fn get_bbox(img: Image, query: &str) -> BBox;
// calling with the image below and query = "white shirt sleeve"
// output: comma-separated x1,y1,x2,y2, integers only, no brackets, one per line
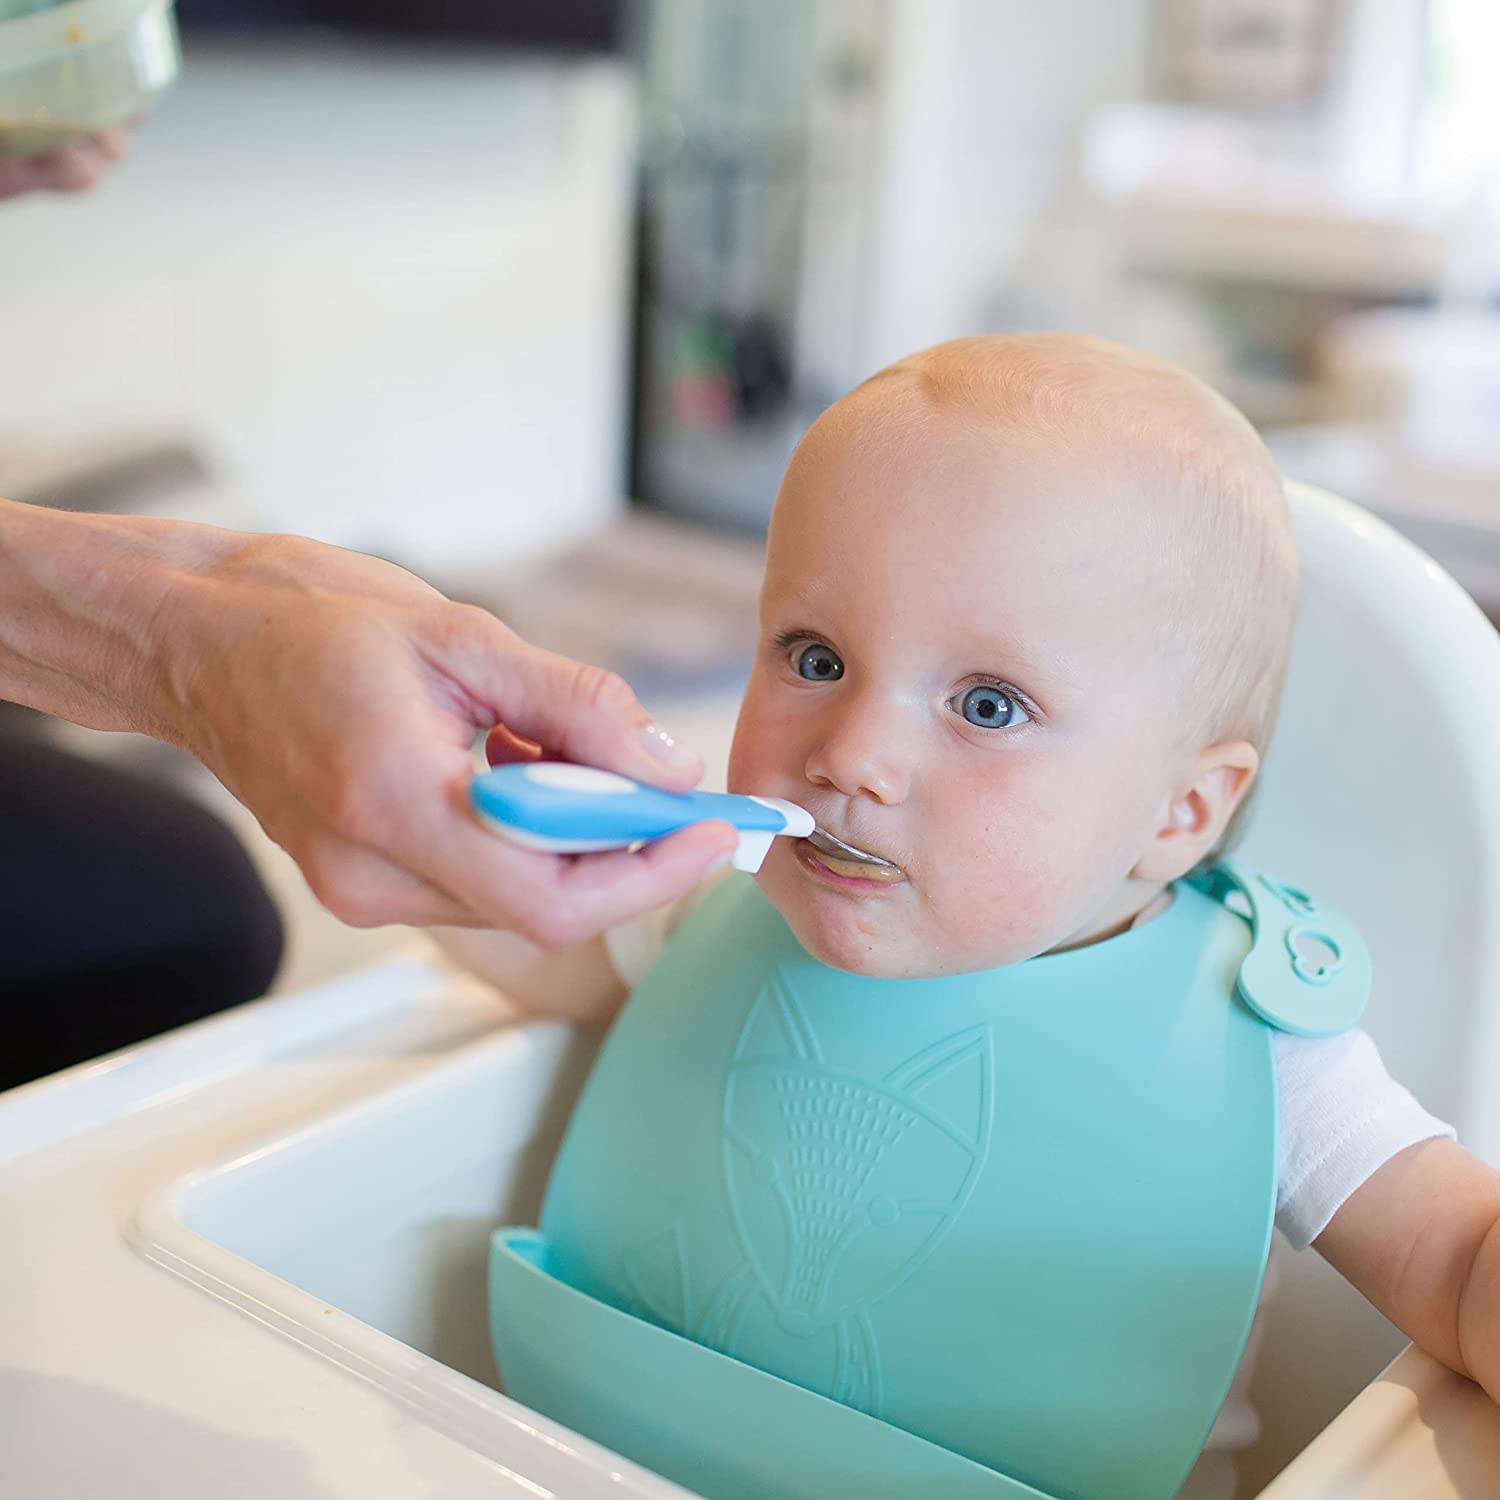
1274,1026,1455,1250
602,869,735,989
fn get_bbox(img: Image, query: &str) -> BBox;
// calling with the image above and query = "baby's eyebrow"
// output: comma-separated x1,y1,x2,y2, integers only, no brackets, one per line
950,624,1053,678
952,633,1090,714
763,591,1078,695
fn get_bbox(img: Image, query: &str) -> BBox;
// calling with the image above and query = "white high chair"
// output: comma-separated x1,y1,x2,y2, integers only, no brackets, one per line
1237,481,1500,1491
2,483,1498,1499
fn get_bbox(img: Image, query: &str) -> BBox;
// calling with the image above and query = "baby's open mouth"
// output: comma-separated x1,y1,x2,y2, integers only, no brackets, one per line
802,828,906,883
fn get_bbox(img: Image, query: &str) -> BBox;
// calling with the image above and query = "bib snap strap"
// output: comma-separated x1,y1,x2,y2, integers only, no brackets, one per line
1189,862,1369,1037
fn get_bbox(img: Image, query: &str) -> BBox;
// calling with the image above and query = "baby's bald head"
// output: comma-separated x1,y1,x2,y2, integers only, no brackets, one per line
819,336,1299,835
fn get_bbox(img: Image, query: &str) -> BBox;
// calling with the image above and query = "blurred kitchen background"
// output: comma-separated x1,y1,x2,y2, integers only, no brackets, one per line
5,7,1499,1486
6,0,1499,987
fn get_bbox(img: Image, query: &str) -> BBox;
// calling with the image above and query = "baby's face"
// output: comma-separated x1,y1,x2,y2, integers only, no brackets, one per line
727,396,1193,978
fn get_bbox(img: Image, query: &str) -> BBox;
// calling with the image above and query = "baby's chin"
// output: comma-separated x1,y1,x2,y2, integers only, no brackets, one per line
753,863,1049,978
745,866,896,975
782,915,923,977
753,873,956,978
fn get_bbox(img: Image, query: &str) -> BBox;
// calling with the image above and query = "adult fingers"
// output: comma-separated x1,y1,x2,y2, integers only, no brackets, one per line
0,152,73,197
93,126,130,162
0,156,35,198
31,142,106,192
452,628,705,792
484,723,544,767
26,132,128,193
543,820,741,938
295,838,482,929
327,720,735,938
469,821,739,943
411,755,738,938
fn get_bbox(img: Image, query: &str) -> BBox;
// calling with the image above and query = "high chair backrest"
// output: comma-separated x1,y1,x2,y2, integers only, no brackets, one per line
1234,481,1500,1491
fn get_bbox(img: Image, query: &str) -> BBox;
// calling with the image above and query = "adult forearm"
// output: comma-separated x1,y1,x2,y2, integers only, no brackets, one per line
0,498,236,741
0,496,735,934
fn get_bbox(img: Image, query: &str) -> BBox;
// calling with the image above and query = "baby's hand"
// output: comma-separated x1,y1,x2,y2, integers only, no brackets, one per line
0,127,129,199
429,926,628,1027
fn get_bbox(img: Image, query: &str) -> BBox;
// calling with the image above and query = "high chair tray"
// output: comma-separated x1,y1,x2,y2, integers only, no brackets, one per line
0,954,1496,1497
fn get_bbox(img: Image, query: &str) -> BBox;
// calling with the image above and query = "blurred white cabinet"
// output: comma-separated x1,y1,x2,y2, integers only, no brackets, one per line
1,43,635,577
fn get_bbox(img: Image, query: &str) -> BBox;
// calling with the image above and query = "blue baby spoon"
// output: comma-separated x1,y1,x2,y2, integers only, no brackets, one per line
471,761,816,873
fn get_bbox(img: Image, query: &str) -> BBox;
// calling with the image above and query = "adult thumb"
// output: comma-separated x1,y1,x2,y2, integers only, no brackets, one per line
465,635,705,791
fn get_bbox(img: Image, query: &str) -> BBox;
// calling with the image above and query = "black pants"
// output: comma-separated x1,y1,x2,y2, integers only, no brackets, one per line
0,736,284,1091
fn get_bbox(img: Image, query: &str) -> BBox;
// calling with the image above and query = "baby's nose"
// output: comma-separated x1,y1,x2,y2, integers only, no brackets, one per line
803,701,910,805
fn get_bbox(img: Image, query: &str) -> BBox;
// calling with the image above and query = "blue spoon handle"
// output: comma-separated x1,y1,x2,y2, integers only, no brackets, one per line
471,762,814,873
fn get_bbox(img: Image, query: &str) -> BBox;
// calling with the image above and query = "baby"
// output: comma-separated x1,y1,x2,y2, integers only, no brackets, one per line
437,335,1500,1499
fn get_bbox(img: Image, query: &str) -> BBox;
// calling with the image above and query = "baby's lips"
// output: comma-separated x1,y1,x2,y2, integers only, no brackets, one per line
803,827,908,880
803,843,909,884
812,826,900,865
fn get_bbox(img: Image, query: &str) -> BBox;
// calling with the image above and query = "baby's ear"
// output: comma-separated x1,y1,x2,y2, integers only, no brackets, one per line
1131,741,1259,885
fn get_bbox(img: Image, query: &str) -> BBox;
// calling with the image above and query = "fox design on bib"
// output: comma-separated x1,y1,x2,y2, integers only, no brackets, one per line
622,969,993,1419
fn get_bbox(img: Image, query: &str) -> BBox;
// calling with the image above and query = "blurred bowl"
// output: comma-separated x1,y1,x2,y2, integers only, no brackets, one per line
0,0,178,158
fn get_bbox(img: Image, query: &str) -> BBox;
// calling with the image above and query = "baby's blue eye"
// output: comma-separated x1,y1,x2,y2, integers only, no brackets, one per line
958,684,1029,728
796,643,844,681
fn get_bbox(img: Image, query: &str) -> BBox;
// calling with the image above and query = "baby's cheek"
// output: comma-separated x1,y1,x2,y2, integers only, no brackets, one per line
926,864,1054,965
726,674,793,792
923,806,1078,962
725,735,758,793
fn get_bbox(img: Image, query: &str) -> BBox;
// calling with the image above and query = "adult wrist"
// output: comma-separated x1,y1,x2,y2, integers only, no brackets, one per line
0,498,245,742
118,514,260,751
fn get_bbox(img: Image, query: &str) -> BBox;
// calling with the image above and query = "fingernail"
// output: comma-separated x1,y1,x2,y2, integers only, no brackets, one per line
707,848,737,874
640,721,700,772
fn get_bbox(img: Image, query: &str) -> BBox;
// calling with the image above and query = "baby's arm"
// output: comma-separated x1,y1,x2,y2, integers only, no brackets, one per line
433,865,727,1025
429,926,627,1026
1315,1138,1500,1402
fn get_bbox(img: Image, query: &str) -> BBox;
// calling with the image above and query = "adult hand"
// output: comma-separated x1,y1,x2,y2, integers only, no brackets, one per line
161,534,739,939
0,127,129,198
0,503,738,940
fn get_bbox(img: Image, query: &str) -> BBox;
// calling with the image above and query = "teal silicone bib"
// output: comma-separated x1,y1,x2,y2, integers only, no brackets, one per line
490,870,1366,1499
